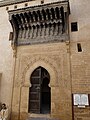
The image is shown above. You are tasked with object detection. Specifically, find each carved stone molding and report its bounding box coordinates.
[16,55,61,88]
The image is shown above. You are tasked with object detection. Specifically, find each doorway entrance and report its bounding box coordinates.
[28,67,51,114]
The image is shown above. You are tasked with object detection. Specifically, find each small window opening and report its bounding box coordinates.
[41,0,44,4]
[25,3,28,7]
[14,5,17,9]
[77,43,82,52]
[71,22,78,32]
[6,7,9,10]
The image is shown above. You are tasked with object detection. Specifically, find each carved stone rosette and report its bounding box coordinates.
[8,1,70,47]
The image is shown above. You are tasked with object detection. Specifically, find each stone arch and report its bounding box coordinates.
[20,57,59,115]
[24,60,58,87]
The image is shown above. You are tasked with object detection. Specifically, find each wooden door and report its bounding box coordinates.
[28,67,50,113]
[29,67,41,113]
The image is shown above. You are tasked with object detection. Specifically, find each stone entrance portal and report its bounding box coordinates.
[28,67,51,114]
[8,1,72,120]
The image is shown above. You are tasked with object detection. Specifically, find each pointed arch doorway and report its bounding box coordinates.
[28,66,51,114]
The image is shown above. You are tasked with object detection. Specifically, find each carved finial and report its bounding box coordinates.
[13,49,17,58]
[11,42,17,57]
[65,40,70,45]
[65,40,70,53]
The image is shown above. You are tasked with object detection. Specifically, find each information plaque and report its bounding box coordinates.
[73,94,89,106]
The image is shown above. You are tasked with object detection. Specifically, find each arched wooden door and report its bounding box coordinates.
[28,67,51,114]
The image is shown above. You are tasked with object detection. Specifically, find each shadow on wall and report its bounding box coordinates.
[0,73,2,106]
[0,103,1,111]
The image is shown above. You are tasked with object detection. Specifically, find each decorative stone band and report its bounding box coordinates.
[0,0,34,7]
[8,1,70,46]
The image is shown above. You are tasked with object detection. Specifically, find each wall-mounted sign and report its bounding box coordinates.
[73,94,89,106]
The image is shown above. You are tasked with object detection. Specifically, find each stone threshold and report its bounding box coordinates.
[28,113,50,118]
[27,113,60,120]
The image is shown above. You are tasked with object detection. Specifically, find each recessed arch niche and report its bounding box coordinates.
[21,59,59,115]
[28,66,51,114]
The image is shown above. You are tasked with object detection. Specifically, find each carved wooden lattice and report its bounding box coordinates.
[8,1,70,46]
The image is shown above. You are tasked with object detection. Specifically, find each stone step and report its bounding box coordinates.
[27,118,59,120]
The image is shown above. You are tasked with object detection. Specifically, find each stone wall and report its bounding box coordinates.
[69,0,90,120]
[0,5,13,108]
[0,73,1,104]
[70,0,90,93]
